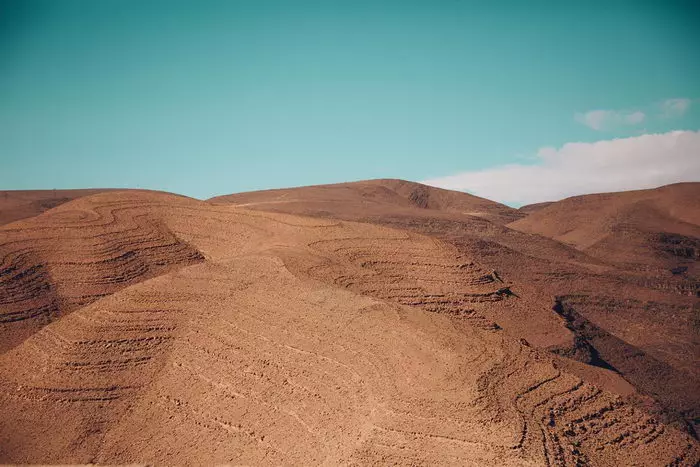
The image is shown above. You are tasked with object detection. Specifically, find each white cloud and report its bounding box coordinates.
[576,99,693,130]
[660,98,691,118]
[422,130,700,206]
[624,111,646,125]
[575,109,646,131]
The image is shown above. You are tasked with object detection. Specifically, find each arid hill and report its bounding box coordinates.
[518,201,555,215]
[211,180,700,440]
[0,181,698,465]
[211,178,524,225]
[0,189,113,226]
[509,183,700,276]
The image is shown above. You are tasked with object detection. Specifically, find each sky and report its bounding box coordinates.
[1,0,699,205]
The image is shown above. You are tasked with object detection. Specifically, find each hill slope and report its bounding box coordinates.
[0,184,698,465]
[0,190,205,352]
[509,183,700,276]
[211,178,524,225]
[0,189,114,226]
[212,180,700,437]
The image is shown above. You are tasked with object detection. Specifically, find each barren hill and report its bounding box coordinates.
[518,201,555,215]
[212,180,700,442]
[210,178,524,225]
[0,182,698,465]
[0,189,114,226]
[509,183,700,277]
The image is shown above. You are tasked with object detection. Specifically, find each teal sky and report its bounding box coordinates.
[1,0,699,200]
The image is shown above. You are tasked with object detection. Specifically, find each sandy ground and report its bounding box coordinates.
[0,189,114,226]
[0,182,698,465]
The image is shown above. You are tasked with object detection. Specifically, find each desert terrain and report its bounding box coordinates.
[0,180,698,465]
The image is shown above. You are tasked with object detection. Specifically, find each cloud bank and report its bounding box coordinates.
[422,130,700,207]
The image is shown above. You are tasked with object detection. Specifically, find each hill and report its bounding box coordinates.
[212,180,700,439]
[509,183,700,277]
[0,183,697,465]
[210,178,524,225]
[0,189,114,226]
[518,201,555,215]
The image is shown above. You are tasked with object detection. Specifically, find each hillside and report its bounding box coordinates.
[0,183,697,465]
[210,178,524,225]
[518,201,555,215]
[509,183,700,277]
[211,179,700,439]
[0,190,204,352]
[0,189,114,226]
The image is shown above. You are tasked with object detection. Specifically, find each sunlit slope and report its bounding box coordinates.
[212,180,700,439]
[0,190,204,351]
[1,191,697,465]
[210,178,524,225]
[509,183,700,272]
[0,189,115,226]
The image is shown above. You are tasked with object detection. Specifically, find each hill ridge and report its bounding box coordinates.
[0,181,697,465]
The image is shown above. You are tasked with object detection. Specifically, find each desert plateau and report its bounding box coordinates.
[0,179,698,466]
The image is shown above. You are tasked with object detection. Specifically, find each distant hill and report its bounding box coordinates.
[210,178,524,225]
[509,183,700,274]
[517,201,555,214]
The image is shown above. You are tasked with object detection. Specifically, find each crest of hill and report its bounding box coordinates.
[508,183,700,273]
[210,178,523,224]
[0,189,206,351]
[509,183,700,248]
[0,189,115,226]
[518,201,555,215]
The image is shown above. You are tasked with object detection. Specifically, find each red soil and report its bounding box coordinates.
[0,189,114,226]
[0,181,697,465]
